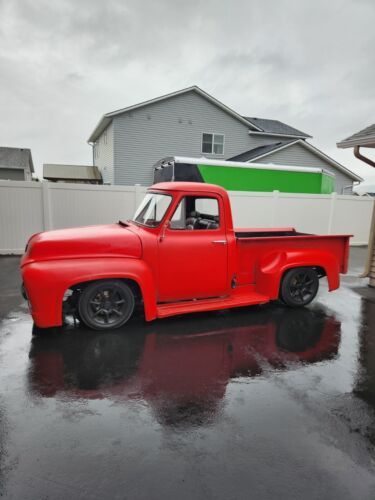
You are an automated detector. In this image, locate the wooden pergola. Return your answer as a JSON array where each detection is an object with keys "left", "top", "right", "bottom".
[{"left": 338, "top": 124, "right": 375, "bottom": 287}]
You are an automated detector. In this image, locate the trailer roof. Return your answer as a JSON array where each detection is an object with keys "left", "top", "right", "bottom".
[{"left": 155, "top": 156, "right": 335, "bottom": 178}]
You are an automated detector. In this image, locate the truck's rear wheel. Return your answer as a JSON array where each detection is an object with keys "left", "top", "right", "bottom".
[
  {"left": 280, "top": 267, "right": 319, "bottom": 307},
  {"left": 78, "top": 280, "right": 135, "bottom": 331}
]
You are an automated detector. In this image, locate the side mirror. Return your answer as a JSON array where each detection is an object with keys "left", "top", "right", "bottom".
[{"left": 159, "top": 221, "right": 170, "bottom": 242}]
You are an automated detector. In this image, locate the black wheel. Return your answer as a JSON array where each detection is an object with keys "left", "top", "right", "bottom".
[
  {"left": 78, "top": 280, "right": 135, "bottom": 331},
  {"left": 276, "top": 308, "right": 325, "bottom": 352},
  {"left": 280, "top": 267, "right": 319, "bottom": 307}
]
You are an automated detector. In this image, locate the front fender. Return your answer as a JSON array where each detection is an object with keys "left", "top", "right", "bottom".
[
  {"left": 255, "top": 250, "right": 340, "bottom": 299},
  {"left": 22, "top": 257, "right": 157, "bottom": 328}
]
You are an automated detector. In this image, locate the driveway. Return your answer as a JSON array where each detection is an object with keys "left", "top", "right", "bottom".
[{"left": 1, "top": 248, "right": 375, "bottom": 499}]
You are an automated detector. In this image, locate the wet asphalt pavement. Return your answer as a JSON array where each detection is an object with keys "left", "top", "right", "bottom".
[{"left": 1, "top": 249, "right": 375, "bottom": 499}]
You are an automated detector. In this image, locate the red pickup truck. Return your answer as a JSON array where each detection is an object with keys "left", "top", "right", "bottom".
[{"left": 21, "top": 182, "right": 350, "bottom": 331}]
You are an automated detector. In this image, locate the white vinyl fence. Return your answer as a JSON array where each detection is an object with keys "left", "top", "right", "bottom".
[{"left": 0, "top": 180, "right": 373, "bottom": 254}]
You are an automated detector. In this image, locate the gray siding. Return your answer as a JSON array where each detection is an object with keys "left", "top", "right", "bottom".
[
  {"left": 95, "top": 122, "right": 114, "bottom": 184},
  {"left": 253, "top": 142, "right": 354, "bottom": 194},
  {"left": 0, "top": 168, "right": 25, "bottom": 180},
  {"left": 112, "top": 91, "right": 272, "bottom": 186},
  {"left": 0, "top": 148, "right": 33, "bottom": 180},
  {"left": 94, "top": 89, "right": 355, "bottom": 193}
]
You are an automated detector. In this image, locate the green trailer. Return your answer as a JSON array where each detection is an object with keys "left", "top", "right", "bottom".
[{"left": 153, "top": 156, "right": 335, "bottom": 194}]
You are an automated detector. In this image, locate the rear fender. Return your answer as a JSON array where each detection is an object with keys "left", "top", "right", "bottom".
[
  {"left": 255, "top": 250, "right": 340, "bottom": 299},
  {"left": 22, "top": 258, "right": 157, "bottom": 328}
]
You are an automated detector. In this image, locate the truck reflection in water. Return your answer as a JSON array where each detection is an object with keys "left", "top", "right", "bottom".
[{"left": 28, "top": 306, "right": 341, "bottom": 427}]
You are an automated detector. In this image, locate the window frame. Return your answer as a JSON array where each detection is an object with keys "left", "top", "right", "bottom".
[
  {"left": 168, "top": 195, "right": 222, "bottom": 232},
  {"left": 131, "top": 192, "right": 173, "bottom": 228},
  {"left": 201, "top": 132, "right": 225, "bottom": 155}
]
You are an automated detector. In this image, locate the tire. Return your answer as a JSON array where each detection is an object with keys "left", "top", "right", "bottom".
[
  {"left": 78, "top": 280, "right": 135, "bottom": 331},
  {"left": 276, "top": 308, "right": 324, "bottom": 352},
  {"left": 32, "top": 325, "right": 49, "bottom": 336},
  {"left": 280, "top": 267, "right": 319, "bottom": 307}
]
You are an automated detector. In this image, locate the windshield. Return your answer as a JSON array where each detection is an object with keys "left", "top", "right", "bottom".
[{"left": 132, "top": 192, "right": 172, "bottom": 227}]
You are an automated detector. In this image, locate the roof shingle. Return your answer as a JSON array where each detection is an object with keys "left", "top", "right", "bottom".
[
  {"left": 243, "top": 117, "right": 311, "bottom": 138},
  {"left": 227, "top": 140, "right": 296, "bottom": 162},
  {"left": 337, "top": 123, "right": 375, "bottom": 148}
]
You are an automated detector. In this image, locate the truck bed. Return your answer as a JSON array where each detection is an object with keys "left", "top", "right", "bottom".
[
  {"left": 235, "top": 228, "right": 351, "bottom": 287},
  {"left": 235, "top": 227, "right": 307, "bottom": 238}
]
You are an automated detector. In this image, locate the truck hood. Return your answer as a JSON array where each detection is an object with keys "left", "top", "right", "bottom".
[{"left": 21, "top": 224, "right": 142, "bottom": 266}]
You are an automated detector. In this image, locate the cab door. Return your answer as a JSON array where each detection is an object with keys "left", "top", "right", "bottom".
[{"left": 157, "top": 195, "right": 228, "bottom": 302}]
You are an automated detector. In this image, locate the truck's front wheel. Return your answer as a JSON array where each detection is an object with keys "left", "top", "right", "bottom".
[
  {"left": 78, "top": 280, "right": 135, "bottom": 331},
  {"left": 280, "top": 267, "right": 319, "bottom": 307}
]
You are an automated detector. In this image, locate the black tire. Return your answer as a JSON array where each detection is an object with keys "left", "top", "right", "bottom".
[
  {"left": 280, "top": 267, "right": 319, "bottom": 307},
  {"left": 78, "top": 280, "right": 135, "bottom": 331},
  {"left": 32, "top": 325, "right": 50, "bottom": 336},
  {"left": 276, "top": 308, "right": 325, "bottom": 352}
]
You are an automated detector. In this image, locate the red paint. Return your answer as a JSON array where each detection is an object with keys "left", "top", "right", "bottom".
[{"left": 21, "top": 182, "right": 351, "bottom": 328}]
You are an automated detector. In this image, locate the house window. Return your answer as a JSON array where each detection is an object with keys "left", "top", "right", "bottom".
[{"left": 202, "top": 133, "right": 224, "bottom": 155}]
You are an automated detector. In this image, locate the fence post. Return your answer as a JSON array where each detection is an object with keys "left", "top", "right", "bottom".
[
  {"left": 134, "top": 184, "right": 143, "bottom": 212},
  {"left": 42, "top": 181, "right": 52, "bottom": 230},
  {"left": 327, "top": 192, "right": 337, "bottom": 234},
  {"left": 271, "top": 190, "right": 279, "bottom": 226}
]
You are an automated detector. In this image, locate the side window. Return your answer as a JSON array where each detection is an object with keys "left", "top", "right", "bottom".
[{"left": 170, "top": 196, "right": 220, "bottom": 230}]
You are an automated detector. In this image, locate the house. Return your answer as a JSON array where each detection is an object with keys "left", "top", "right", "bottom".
[
  {"left": 337, "top": 123, "right": 375, "bottom": 150},
  {"left": 337, "top": 123, "right": 375, "bottom": 287},
  {"left": 43, "top": 164, "right": 102, "bottom": 184},
  {"left": 0, "top": 147, "right": 34, "bottom": 181},
  {"left": 338, "top": 124, "right": 375, "bottom": 197},
  {"left": 88, "top": 86, "right": 361, "bottom": 193}
]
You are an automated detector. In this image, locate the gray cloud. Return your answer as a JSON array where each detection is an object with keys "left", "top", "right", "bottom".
[{"left": 0, "top": 0, "right": 375, "bottom": 179}]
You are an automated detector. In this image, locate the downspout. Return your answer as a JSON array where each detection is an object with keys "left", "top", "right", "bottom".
[
  {"left": 88, "top": 141, "right": 95, "bottom": 166},
  {"left": 354, "top": 145, "right": 375, "bottom": 168},
  {"left": 354, "top": 146, "right": 375, "bottom": 284},
  {"left": 362, "top": 202, "right": 375, "bottom": 280},
  {"left": 92, "top": 143, "right": 95, "bottom": 167}
]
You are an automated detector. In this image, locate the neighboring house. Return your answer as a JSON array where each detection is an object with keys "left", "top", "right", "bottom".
[
  {"left": 337, "top": 123, "right": 375, "bottom": 150},
  {"left": 353, "top": 181, "right": 375, "bottom": 197},
  {"left": 0, "top": 147, "right": 34, "bottom": 181},
  {"left": 337, "top": 123, "right": 375, "bottom": 287},
  {"left": 43, "top": 164, "right": 102, "bottom": 184},
  {"left": 88, "top": 86, "right": 361, "bottom": 192}
]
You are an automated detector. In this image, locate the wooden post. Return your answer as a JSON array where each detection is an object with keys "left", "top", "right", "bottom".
[{"left": 365, "top": 201, "right": 375, "bottom": 287}]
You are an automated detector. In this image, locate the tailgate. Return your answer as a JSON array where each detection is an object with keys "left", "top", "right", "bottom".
[{"left": 339, "top": 235, "right": 351, "bottom": 274}]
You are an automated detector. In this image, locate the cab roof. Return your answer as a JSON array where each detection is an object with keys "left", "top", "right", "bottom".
[{"left": 150, "top": 181, "right": 228, "bottom": 196}]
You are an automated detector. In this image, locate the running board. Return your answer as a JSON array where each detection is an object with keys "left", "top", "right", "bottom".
[{"left": 156, "top": 287, "right": 269, "bottom": 319}]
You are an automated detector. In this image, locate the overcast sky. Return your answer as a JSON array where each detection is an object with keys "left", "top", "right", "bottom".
[{"left": 1, "top": 0, "right": 375, "bottom": 181}]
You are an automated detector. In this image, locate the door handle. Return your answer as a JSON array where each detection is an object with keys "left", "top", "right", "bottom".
[{"left": 212, "top": 240, "right": 227, "bottom": 245}]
